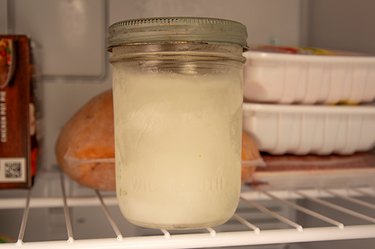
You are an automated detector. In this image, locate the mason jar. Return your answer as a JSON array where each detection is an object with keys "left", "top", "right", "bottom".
[{"left": 108, "top": 17, "right": 248, "bottom": 229}]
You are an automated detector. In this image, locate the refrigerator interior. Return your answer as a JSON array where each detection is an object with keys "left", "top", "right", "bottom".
[{"left": 0, "top": 0, "right": 375, "bottom": 248}]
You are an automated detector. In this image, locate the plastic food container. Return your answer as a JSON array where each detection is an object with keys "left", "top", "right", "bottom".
[
  {"left": 108, "top": 17, "right": 248, "bottom": 229},
  {"left": 243, "top": 103, "right": 375, "bottom": 155},
  {"left": 243, "top": 51, "right": 375, "bottom": 104}
]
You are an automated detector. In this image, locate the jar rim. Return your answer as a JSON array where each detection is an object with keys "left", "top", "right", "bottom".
[{"left": 107, "top": 17, "right": 248, "bottom": 52}]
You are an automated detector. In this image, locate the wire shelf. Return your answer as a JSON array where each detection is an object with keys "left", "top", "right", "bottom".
[{"left": 0, "top": 171, "right": 374, "bottom": 249}]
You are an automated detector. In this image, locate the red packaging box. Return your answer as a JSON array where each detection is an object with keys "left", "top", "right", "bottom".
[{"left": 0, "top": 35, "right": 41, "bottom": 189}]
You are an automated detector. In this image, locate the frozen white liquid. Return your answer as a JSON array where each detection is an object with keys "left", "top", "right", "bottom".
[{"left": 113, "top": 63, "right": 243, "bottom": 229}]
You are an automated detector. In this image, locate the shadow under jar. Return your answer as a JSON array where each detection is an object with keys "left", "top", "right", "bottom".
[{"left": 108, "top": 17, "right": 248, "bottom": 229}]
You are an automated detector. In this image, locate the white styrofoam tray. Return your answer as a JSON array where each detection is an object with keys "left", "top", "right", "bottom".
[
  {"left": 243, "top": 103, "right": 375, "bottom": 155},
  {"left": 243, "top": 51, "right": 375, "bottom": 104}
]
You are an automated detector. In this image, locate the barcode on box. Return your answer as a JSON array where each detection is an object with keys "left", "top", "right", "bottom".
[{"left": 0, "top": 158, "right": 26, "bottom": 182}]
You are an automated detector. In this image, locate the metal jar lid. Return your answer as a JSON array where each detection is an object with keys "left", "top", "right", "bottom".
[{"left": 107, "top": 17, "right": 248, "bottom": 51}]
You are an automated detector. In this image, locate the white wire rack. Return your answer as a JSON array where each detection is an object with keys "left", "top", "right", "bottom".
[{"left": 0, "top": 171, "right": 374, "bottom": 249}]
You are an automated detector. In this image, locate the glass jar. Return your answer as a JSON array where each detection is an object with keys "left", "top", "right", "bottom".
[{"left": 108, "top": 17, "right": 248, "bottom": 229}]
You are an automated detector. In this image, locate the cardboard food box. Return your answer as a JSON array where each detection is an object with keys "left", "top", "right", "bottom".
[{"left": 0, "top": 35, "right": 41, "bottom": 189}]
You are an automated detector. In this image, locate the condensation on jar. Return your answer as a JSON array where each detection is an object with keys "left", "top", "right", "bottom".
[{"left": 108, "top": 17, "right": 248, "bottom": 229}]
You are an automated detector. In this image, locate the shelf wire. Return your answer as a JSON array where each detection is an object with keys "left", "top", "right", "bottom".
[
  {"left": 325, "top": 189, "right": 375, "bottom": 210},
  {"left": 259, "top": 190, "right": 344, "bottom": 229},
  {"left": 59, "top": 172, "right": 74, "bottom": 242},
  {"left": 206, "top": 227, "right": 216, "bottom": 237},
  {"left": 241, "top": 196, "right": 303, "bottom": 231},
  {"left": 95, "top": 190, "right": 123, "bottom": 240},
  {"left": 2, "top": 176, "right": 375, "bottom": 248},
  {"left": 161, "top": 229, "right": 171, "bottom": 239},
  {"left": 16, "top": 189, "right": 31, "bottom": 245},
  {"left": 232, "top": 214, "right": 260, "bottom": 233},
  {"left": 350, "top": 187, "right": 375, "bottom": 198},
  {"left": 295, "top": 190, "right": 375, "bottom": 223}
]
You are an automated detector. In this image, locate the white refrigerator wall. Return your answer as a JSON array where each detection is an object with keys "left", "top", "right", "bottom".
[
  {"left": 0, "top": 0, "right": 302, "bottom": 169},
  {"left": 305, "top": 0, "right": 375, "bottom": 54}
]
